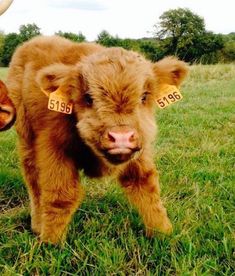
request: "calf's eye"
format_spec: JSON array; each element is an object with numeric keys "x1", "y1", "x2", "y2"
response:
[
  {"x1": 141, "y1": 92, "x2": 149, "y2": 104},
  {"x1": 84, "y1": 93, "x2": 93, "y2": 107}
]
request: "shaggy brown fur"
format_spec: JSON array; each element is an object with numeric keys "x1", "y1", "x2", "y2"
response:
[
  {"x1": 7, "y1": 36, "x2": 188, "y2": 244},
  {"x1": 0, "y1": 80, "x2": 15, "y2": 131}
]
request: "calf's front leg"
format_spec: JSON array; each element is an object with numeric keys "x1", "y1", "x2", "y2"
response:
[
  {"x1": 36, "y1": 139, "x2": 84, "y2": 244},
  {"x1": 119, "y1": 160, "x2": 172, "y2": 236}
]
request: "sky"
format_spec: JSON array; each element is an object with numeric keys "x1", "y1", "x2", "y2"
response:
[{"x1": 0, "y1": 0, "x2": 234, "y2": 41}]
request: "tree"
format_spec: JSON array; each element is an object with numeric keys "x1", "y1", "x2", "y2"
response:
[
  {"x1": 154, "y1": 8, "x2": 205, "y2": 58},
  {"x1": 139, "y1": 40, "x2": 164, "y2": 61},
  {"x1": 96, "y1": 30, "x2": 117, "y2": 46},
  {"x1": 195, "y1": 32, "x2": 224, "y2": 63},
  {"x1": 56, "y1": 31, "x2": 86, "y2": 42},
  {"x1": 19, "y1": 23, "x2": 41, "y2": 42},
  {"x1": 96, "y1": 30, "x2": 134, "y2": 49},
  {"x1": 77, "y1": 32, "x2": 86, "y2": 42},
  {"x1": 0, "y1": 31, "x2": 5, "y2": 65},
  {"x1": 1, "y1": 24, "x2": 41, "y2": 66},
  {"x1": 223, "y1": 32, "x2": 235, "y2": 42},
  {"x1": 154, "y1": 8, "x2": 205, "y2": 39},
  {"x1": 153, "y1": 8, "x2": 224, "y2": 63},
  {"x1": 1, "y1": 33, "x2": 21, "y2": 66},
  {"x1": 220, "y1": 40, "x2": 235, "y2": 62}
]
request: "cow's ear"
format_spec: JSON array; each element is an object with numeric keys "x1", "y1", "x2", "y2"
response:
[
  {"x1": 153, "y1": 56, "x2": 189, "y2": 88},
  {"x1": 0, "y1": 80, "x2": 16, "y2": 131},
  {"x1": 36, "y1": 63, "x2": 79, "y2": 96}
]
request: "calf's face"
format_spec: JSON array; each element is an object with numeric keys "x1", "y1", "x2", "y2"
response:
[
  {"x1": 0, "y1": 80, "x2": 16, "y2": 131},
  {"x1": 37, "y1": 48, "x2": 188, "y2": 165}
]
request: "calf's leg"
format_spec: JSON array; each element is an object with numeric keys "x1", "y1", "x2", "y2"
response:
[
  {"x1": 19, "y1": 138, "x2": 41, "y2": 234},
  {"x1": 36, "y1": 135, "x2": 84, "y2": 244},
  {"x1": 119, "y1": 160, "x2": 172, "y2": 236},
  {"x1": 15, "y1": 105, "x2": 41, "y2": 235}
]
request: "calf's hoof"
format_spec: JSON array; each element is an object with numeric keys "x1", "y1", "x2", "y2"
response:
[
  {"x1": 31, "y1": 218, "x2": 41, "y2": 235},
  {"x1": 40, "y1": 228, "x2": 67, "y2": 244},
  {"x1": 146, "y1": 219, "x2": 173, "y2": 237}
]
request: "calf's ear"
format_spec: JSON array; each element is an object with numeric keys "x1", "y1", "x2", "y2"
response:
[
  {"x1": 0, "y1": 80, "x2": 16, "y2": 131},
  {"x1": 153, "y1": 56, "x2": 189, "y2": 88},
  {"x1": 36, "y1": 63, "x2": 80, "y2": 96}
]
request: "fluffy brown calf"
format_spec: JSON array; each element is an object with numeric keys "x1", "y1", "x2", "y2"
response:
[
  {"x1": 7, "y1": 36, "x2": 188, "y2": 244},
  {"x1": 0, "y1": 80, "x2": 15, "y2": 131}
]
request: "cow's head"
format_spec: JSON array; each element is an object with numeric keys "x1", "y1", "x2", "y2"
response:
[
  {"x1": 0, "y1": 0, "x2": 14, "y2": 15},
  {"x1": 37, "y1": 48, "x2": 188, "y2": 165},
  {"x1": 0, "y1": 80, "x2": 16, "y2": 131}
]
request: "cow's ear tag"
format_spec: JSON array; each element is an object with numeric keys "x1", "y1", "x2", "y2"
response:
[
  {"x1": 41, "y1": 87, "x2": 73, "y2": 114},
  {"x1": 156, "y1": 84, "x2": 183, "y2": 109}
]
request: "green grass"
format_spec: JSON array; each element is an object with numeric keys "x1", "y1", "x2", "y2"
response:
[
  {"x1": 0, "y1": 68, "x2": 8, "y2": 80},
  {"x1": 0, "y1": 65, "x2": 235, "y2": 275}
]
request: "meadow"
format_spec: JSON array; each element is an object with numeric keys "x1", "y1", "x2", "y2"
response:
[{"x1": 0, "y1": 64, "x2": 234, "y2": 275}]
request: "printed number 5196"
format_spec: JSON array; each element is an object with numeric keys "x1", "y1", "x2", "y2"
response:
[
  {"x1": 156, "y1": 91, "x2": 182, "y2": 109},
  {"x1": 48, "y1": 99, "x2": 73, "y2": 114}
]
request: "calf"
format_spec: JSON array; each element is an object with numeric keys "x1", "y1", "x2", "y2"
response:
[
  {"x1": 0, "y1": 80, "x2": 15, "y2": 131},
  {"x1": 7, "y1": 36, "x2": 188, "y2": 243}
]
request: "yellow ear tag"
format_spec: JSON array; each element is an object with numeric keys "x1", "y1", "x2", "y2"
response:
[
  {"x1": 46, "y1": 88, "x2": 73, "y2": 114},
  {"x1": 156, "y1": 84, "x2": 183, "y2": 109}
]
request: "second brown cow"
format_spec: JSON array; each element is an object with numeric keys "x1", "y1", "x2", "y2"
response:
[
  {"x1": 7, "y1": 36, "x2": 188, "y2": 244},
  {"x1": 0, "y1": 80, "x2": 15, "y2": 131}
]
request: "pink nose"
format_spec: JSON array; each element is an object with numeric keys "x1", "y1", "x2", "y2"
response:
[{"x1": 108, "y1": 130, "x2": 135, "y2": 148}]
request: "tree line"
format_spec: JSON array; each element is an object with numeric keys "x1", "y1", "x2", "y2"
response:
[{"x1": 0, "y1": 8, "x2": 234, "y2": 66}]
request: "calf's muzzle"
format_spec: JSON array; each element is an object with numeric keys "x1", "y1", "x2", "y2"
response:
[{"x1": 102, "y1": 125, "x2": 141, "y2": 164}]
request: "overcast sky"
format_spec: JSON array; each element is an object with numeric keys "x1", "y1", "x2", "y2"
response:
[{"x1": 0, "y1": 0, "x2": 234, "y2": 41}]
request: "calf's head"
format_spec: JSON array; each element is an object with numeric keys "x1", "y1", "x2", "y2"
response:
[
  {"x1": 37, "y1": 48, "x2": 188, "y2": 165},
  {"x1": 0, "y1": 80, "x2": 16, "y2": 131}
]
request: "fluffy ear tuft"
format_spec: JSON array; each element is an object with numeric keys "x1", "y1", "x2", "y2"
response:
[
  {"x1": 153, "y1": 56, "x2": 189, "y2": 87},
  {"x1": 36, "y1": 63, "x2": 79, "y2": 95}
]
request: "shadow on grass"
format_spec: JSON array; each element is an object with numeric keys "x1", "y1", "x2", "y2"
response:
[{"x1": 0, "y1": 168, "x2": 26, "y2": 211}]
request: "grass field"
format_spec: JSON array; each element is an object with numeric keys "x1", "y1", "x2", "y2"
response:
[{"x1": 0, "y1": 64, "x2": 235, "y2": 275}]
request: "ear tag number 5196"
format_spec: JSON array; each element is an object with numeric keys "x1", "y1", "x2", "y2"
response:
[
  {"x1": 156, "y1": 85, "x2": 183, "y2": 109},
  {"x1": 48, "y1": 89, "x2": 73, "y2": 114}
]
